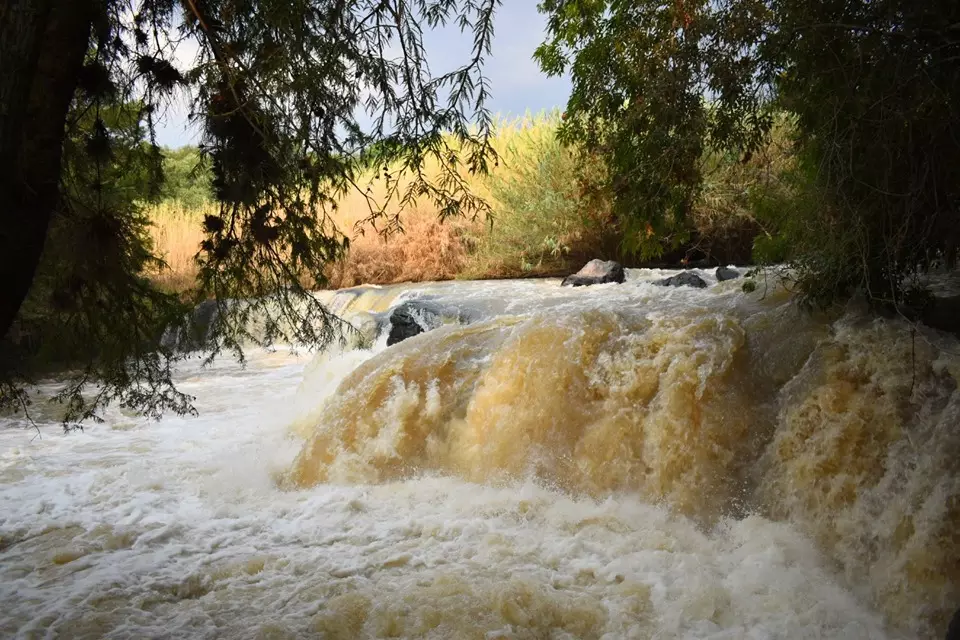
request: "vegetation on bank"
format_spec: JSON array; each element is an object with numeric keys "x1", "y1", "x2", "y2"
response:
[
  {"x1": 537, "y1": 0, "x2": 960, "y2": 312},
  {"x1": 147, "y1": 112, "x2": 791, "y2": 292}
]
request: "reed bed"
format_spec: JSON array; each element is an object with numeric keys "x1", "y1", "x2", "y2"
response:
[{"x1": 145, "y1": 112, "x2": 605, "y2": 292}]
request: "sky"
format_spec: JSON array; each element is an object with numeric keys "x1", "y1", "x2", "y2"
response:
[{"x1": 154, "y1": 2, "x2": 572, "y2": 148}]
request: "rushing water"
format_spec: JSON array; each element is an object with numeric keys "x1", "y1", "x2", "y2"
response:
[{"x1": 2, "y1": 269, "x2": 959, "y2": 639}]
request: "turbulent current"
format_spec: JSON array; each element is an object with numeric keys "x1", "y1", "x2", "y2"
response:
[{"x1": 2, "y1": 269, "x2": 960, "y2": 639}]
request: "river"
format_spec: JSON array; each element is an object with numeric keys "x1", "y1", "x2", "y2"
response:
[{"x1": 2, "y1": 269, "x2": 958, "y2": 639}]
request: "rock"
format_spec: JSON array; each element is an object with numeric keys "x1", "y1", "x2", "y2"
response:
[
  {"x1": 161, "y1": 299, "x2": 221, "y2": 351},
  {"x1": 385, "y1": 302, "x2": 448, "y2": 346},
  {"x1": 191, "y1": 299, "x2": 220, "y2": 331},
  {"x1": 386, "y1": 305, "x2": 425, "y2": 346},
  {"x1": 657, "y1": 272, "x2": 708, "y2": 288},
  {"x1": 716, "y1": 266, "x2": 741, "y2": 282},
  {"x1": 561, "y1": 259, "x2": 626, "y2": 287},
  {"x1": 947, "y1": 608, "x2": 960, "y2": 640},
  {"x1": 921, "y1": 295, "x2": 960, "y2": 336}
]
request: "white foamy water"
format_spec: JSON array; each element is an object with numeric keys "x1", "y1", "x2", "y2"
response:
[{"x1": 2, "y1": 270, "x2": 952, "y2": 639}]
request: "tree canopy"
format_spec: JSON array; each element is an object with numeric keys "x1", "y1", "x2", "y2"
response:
[{"x1": 536, "y1": 0, "x2": 960, "y2": 308}]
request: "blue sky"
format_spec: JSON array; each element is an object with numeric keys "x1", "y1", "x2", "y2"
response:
[{"x1": 155, "y1": 2, "x2": 572, "y2": 148}]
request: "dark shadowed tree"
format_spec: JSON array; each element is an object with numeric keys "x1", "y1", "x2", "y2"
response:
[
  {"x1": 0, "y1": 0, "x2": 500, "y2": 423},
  {"x1": 536, "y1": 0, "x2": 960, "y2": 310}
]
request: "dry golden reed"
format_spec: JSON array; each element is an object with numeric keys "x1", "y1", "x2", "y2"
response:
[{"x1": 144, "y1": 113, "x2": 606, "y2": 293}]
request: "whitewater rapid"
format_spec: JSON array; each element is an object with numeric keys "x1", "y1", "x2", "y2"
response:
[{"x1": 2, "y1": 269, "x2": 957, "y2": 639}]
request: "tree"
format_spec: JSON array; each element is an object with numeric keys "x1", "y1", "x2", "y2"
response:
[
  {"x1": 0, "y1": 0, "x2": 501, "y2": 423},
  {"x1": 535, "y1": 0, "x2": 773, "y2": 259},
  {"x1": 535, "y1": 0, "x2": 960, "y2": 311},
  {"x1": 1, "y1": 0, "x2": 96, "y2": 358},
  {"x1": 767, "y1": 0, "x2": 960, "y2": 309},
  {"x1": 159, "y1": 146, "x2": 213, "y2": 208}
]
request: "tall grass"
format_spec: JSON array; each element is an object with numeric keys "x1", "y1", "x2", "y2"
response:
[
  {"x1": 146, "y1": 112, "x2": 610, "y2": 291},
  {"x1": 145, "y1": 111, "x2": 796, "y2": 292},
  {"x1": 460, "y1": 115, "x2": 616, "y2": 278},
  {"x1": 690, "y1": 115, "x2": 798, "y2": 262},
  {"x1": 148, "y1": 200, "x2": 208, "y2": 293}
]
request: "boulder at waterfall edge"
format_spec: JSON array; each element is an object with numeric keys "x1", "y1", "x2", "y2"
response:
[
  {"x1": 387, "y1": 301, "x2": 454, "y2": 346},
  {"x1": 386, "y1": 305, "x2": 424, "y2": 345},
  {"x1": 657, "y1": 272, "x2": 708, "y2": 288},
  {"x1": 561, "y1": 259, "x2": 626, "y2": 287},
  {"x1": 716, "y1": 266, "x2": 741, "y2": 282}
]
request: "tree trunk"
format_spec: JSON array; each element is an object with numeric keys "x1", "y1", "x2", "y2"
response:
[{"x1": 0, "y1": 0, "x2": 93, "y2": 342}]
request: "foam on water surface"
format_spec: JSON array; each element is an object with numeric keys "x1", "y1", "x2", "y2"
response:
[{"x1": 2, "y1": 270, "x2": 957, "y2": 638}]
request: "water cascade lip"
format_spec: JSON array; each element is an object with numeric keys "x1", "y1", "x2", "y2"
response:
[{"x1": 2, "y1": 268, "x2": 959, "y2": 639}]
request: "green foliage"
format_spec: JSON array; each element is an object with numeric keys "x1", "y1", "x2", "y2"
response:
[
  {"x1": 460, "y1": 110, "x2": 795, "y2": 278},
  {"x1": 686, "y1": 113, "x2": 797, "y2": 262},
  {"x1": 2, "y1": 98, "x2": 194, "y2": 423},
  {"x1": 537, "y1": 0, "x2": 960, "y2": 311},
  {"x1": 183, "y1": 0, "x2": 500, "y2": 361},
  {"x1": 768, "y1": 0, "x2": 960, "y2": 308},
  {"x1": 463, "y1": 113, "x2": 616, "y2": 277},
  {"x1": 2, "y1": 0, "x2": 501, "y2": 423},
  {"x1": 159, "y1": 147, "x2": 213, "y2": 208},
  {"x1": 536, "y1": 0, "x2": 774, "y2": 260}
]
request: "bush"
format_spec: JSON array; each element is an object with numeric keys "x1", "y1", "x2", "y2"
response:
[
  {"x1": 688, "y1": 115, "x2": 795, "y2": 262},
  {"x1": 143, "y1": 114, "x2": 804, "y2": 290},
  {"x1": 461, "y1": 113, "x2": 618, "y2": 278},
  {"x1": 159, "y1": 146, "x2": 213, "y2": 209}
]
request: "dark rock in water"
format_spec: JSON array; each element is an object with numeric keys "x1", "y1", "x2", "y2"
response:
[
  {"x1": 382, "y1": 299, "x2": 472, "y2": 346},
  {"x1": 922, "y1": 295, "x2": 960, "y2": 337},
  {"x1": 716, "y1": 266, "x2": 741, "y2": 282},
  {"x1": 387, "y1": 305, "x2": 424, "y2": 346},
  {"x1": 161, "y1": 299, "x2": 221, "y2": 351},
  {"x1": 192, "y1": 299, "x2": 220, "y2": 332},
  {"x1": 386, "y1": 302, "x2": 449, "y2": 346},
  {"x1": 561, "y1": 259, "x2": 626, "y2": 287},
  {"x1": 657, "y1": 272, "x2": 708, "y2": 288},
  {"x1": 946, "y1": 608, "x2": 960, "y2": 640},
  {"x1": 186, "y1": 299, "x2": 221, "y2": 349}
]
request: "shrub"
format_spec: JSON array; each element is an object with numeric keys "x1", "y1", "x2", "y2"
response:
[{"x1": 461, "y1": 113, "x2": 617, "y2": 278}]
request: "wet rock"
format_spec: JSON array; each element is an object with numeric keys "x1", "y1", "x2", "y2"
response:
[
  {"x1": 386, "y1": 306, "x2": 424, "y2": 346},
  {"x1": 385, "y1": 302, "x2": 448, "y2": 346},
  {"x1": 716, "y1": 266, "x2": 741, "y2": 282},
  {"x1": 657, "y1": 272, "x2": 708, "y2": 288},
  {"x1": 922, "y1": 295, "x2": 960, "y2": 337},
  {"x1": 947, "y1": 608, "x2": 960, "y2": 640},
  {"x1": 561, "y1": 259, "x2": 626, "y2": 287}
]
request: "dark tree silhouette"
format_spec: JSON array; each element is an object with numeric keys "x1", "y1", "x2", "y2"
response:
[{"x1": 0, "y1": 0, "x2": 500, "y2": 422}]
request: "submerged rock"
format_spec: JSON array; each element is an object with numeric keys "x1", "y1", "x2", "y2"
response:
[
  {"x1": 385, "y1": 302, "x2": 450, "y2": 346},
  {"x1": 561, "y1": 259, "x2": 626, "y2": 287},
  {"x1": 716, "y1": 266, "x2": 741, "y2": 282},
  {"x1": 657, "y1": 272, "x2": 708, "y2": 288},
  {"x1": 387, "y1": 305, "x2": 425, "y2": 346},
  {"x1": 161, "y1": 299, "x2": 221, "y2": 351},
  {"x1": 922, "y1": 295, "x2": 960, "y2": 336}
]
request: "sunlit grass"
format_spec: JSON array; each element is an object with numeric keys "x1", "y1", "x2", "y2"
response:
[
  {"x1": 145, "y1": 111, "x2": 598, "y2": 292},
  {"x1": 145, "y1": 110, "x2": 788, "y2": 292}
]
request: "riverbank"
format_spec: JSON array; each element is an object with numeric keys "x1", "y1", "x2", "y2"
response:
[{"x1": 146, "y1": 113, "x2": 771, "y2": 294}]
